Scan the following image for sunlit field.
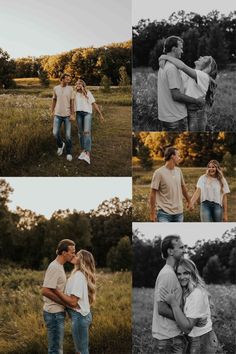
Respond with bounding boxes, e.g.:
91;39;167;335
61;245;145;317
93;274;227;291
132;67;236;132
0;79;131;176
133;285;236;354
0;267;131;354
133;160;236;222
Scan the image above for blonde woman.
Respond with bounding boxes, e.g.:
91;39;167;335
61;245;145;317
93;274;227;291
53;250;96;354
75;79;104;164
190;160;230;222
159;54;217;131
160;258;218;354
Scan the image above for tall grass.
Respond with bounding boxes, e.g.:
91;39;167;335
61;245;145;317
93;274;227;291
0;267;131;354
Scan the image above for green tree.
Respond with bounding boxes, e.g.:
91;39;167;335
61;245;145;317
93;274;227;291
38;68;50;87
203;255;225;283
0;48;15;88
118;66;130;86
222;151;236;177
138;141;153;170
106;236;132;271
100;75;112;92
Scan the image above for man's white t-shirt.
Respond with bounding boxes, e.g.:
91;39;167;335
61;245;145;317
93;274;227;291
184;287;212;337
181;70;209;99
197;175;230;206
65;271;90;316
75;91;95;114
152;264;182;340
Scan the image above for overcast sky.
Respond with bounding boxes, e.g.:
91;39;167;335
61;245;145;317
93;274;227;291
5;177;132;218
133;222;236;247
0;0;131;58
133;0;235;25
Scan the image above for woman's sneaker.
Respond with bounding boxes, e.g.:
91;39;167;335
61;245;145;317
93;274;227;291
57;142;65;156
83;153;90;165
66;154;73;161
78;151;86;160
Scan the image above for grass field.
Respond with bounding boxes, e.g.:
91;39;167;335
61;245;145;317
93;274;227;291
133;285;236;354
133;160;236;222
0;79;131;176
132;67;236;132
0;267;131;354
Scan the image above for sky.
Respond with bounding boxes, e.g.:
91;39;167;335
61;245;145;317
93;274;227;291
5;177;132;218
0;0;131;58
133;0;235;25
133;222;236;247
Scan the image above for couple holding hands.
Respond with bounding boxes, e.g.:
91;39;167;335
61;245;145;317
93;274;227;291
52;74;105;165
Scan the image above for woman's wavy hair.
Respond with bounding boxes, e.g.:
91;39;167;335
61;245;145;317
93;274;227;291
206;160;224;194
76;79;89;99
201;56;217;107
175;258;206;296
72;249;96;305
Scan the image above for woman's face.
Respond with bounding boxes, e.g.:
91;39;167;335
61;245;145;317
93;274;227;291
207;163;217;177
194;56;210;70
177;265;191;288
71;253;80;265
76;81;83;90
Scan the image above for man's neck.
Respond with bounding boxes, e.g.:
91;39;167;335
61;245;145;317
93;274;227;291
60;82;67;87
165;160;175;170
166;51;177;58
166;257;176;268
56;255;65;265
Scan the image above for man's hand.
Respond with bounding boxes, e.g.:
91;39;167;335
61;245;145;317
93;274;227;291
51;111;55;118
195;317;207;327
195;97;205;108
150;212;157;222
69;114;75;121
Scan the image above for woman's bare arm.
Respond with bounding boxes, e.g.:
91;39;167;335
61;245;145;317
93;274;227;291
159;55;197;81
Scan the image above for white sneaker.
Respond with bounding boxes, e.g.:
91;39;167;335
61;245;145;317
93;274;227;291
66;154;73;161
83;153;90;165
57;142;65;156
78;151;86;160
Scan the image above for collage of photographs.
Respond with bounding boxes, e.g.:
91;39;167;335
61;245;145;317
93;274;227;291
0;0;235;354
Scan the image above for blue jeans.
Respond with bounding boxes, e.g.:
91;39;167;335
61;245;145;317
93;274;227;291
67;308;92;354
53;115;72;154
187;104;207;132
157;209;184;222
76;111;92;152
153;335;186;353
200;200;223;222
161;117;188;132
43;311;65;354
188;330;218;354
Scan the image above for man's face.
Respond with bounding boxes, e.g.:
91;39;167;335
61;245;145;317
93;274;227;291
171;239;185;261
171;150;181;166
63;245;75;263
62;75;71;85
175;40;183;59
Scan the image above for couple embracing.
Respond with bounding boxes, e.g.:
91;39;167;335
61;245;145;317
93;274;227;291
42;239;96;354
152;235;218;354
158;35;217;132
150;147;230;222
52;73;104;164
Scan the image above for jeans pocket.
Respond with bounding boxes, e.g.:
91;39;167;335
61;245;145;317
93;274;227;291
209;330;218;348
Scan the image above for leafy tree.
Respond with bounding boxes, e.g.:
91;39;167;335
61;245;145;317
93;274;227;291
106;236;132;271
118;66;130;86
38;68;50;87
203;255;225;284
137;141;153;170
0;48;16;88
100;75;112;92
222;151;236;177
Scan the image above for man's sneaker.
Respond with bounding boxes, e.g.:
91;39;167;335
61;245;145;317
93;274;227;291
83;153;90;165
57;142;65;156
78;151;86;160
66;154;73;161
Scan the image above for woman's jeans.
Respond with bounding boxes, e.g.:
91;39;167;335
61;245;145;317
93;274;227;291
161;117;188;132
153;335;186;353
157;209;184;222
187;104;207;132
76;111;92;152
188;330;218;354
67;308;92;354
43;311;65;354
53;116;72;154
200;200;223;222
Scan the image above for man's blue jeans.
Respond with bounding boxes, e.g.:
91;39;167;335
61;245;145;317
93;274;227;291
200;200;223;222
76;111;92;152
53;116;72;154
153;335;186;353
43;311;65;354
67;308;92;354
157;209;184;222
161;117;188;132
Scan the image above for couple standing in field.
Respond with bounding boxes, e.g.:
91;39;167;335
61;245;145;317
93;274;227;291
42;239;96;354
152;234;218;354
150;147;230;222
157;35;217;132
52;73;105;165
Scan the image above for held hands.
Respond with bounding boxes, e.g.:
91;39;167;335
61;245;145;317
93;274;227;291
159;287;177;306
150;212;157;222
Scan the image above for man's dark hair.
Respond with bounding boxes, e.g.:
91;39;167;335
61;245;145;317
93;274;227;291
60;73;71;81
164;36;183;53
164;147;178;161
56;239;75;255
161;235;180;259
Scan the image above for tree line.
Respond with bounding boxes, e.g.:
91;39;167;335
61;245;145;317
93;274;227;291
133;228;236;287
133;132;236;171
133;10;236;69
0;41;131;88
0;179;132;271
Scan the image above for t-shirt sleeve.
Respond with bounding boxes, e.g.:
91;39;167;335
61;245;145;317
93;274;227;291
166;65;181;90
185;289;206;318
151;170;161;190
43;265;60;289
88;91;95;104
196;176;204;189
52;88;57;99
69;272;84;298
196;70;209;95
156;271;178;301
180;169;185;186
70;88;75;100
223;178;230;194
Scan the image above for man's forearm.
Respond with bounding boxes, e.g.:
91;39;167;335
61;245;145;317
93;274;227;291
171;90;199;105
42;288;65;306
182;184;190;203
158;301;175;320
51;99;56;114
150;189;157;221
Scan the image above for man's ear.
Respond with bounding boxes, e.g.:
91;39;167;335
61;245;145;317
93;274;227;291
167;248;173;257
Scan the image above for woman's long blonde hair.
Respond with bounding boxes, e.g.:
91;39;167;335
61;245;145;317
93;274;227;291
206;159;224;194
76;79;89;99
201;56;217;107
72;249;96;305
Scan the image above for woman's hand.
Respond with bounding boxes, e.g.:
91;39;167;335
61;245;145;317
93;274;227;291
159;288;178;306
223;213;228;222
99;113;105;123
